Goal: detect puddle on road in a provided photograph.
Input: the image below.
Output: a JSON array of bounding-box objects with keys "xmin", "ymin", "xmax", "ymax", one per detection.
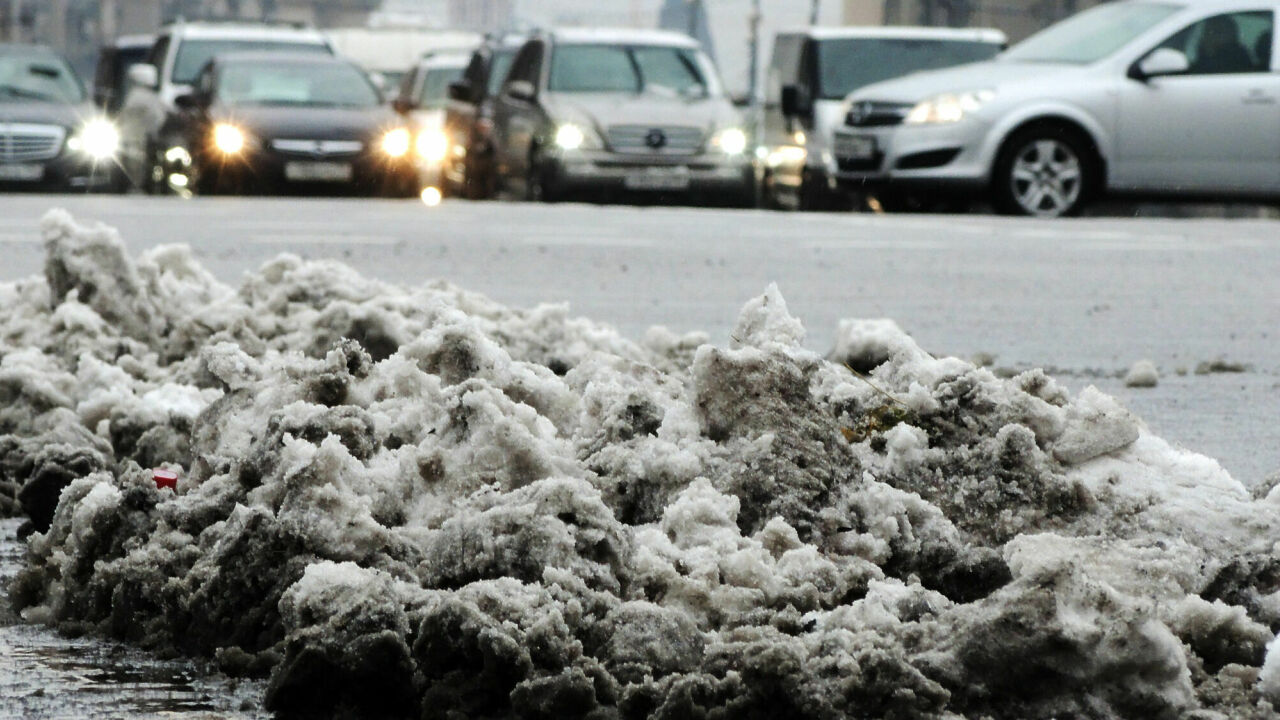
[{"xmin": 0, "ymin": 519, "xmax": 269, "ymax": 720}]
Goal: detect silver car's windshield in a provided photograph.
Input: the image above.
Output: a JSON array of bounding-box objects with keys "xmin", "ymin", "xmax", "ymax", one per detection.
[
  {"xmin": 216, "ymin": 60, "xmax": 380, "ymax": 108},
  {"xmin": 0, "ymin": 53, "xmax": 84, "ymax": 103},
  {"xmin": 173, "ymin": 40, "xmax": 329, "ymax": 84},
  {"xmin": 549, "ymin": 44, "xmax": 712, "ymax": 98},
  {"xmin": 816, "ymin": 38, "xmax": 1003, "ymax": 99},
  {"xmin": 416, "ymin": 66, "xmax": 465, "ymax": 109},
  {"xmin": 1002, "ymin": 2, "xmax": 1181, "ymax": 64}
]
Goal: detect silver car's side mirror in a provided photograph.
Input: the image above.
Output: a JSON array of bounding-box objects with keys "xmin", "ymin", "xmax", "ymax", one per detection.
[
  {"xmin": 127, "ymin": 63, "xmax": 159, "ymax": 90},
  {"xmin": 1133, "ymin": 48, "xmax": 1190, "ymax": 81}
]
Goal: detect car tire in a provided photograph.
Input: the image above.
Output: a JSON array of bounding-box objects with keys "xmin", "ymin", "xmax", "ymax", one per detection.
[
  {"xmin": 992, "ymin": 125, "xmax": 1098, "ymax": 218},
  {"xmin": 526, "ymin": 151, "xmax": 562, "ymax": 203}
]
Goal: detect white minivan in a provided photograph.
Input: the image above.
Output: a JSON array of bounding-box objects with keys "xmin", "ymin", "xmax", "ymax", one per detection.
[{"xmin": 760, "ymin": 26, "xmax": 1006, "ymax": 210}]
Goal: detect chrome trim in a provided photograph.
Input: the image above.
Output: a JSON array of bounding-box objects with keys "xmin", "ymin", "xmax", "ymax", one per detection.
[{"xmin": 0, "ymin": 123, "xmax": 66, "ymax": 162}]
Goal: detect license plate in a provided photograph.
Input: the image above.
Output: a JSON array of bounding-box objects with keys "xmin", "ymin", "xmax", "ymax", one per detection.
[
  {"xmin": 284, "ymin": 161, "xmax": 353, "ymax": 182},
  {"xmin": 835, "ymin": 134, "xmax": 877, "ymax": 161},
  {"xmin": 0, "ymin": 163, "xmax": 44, "ymax": 182},
  {"xmin": 623, "ymin": 167, "xmax": 690, "ymax": 191}
]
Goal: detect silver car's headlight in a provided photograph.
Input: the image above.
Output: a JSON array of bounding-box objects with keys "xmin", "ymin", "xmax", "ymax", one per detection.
[
  {"xmin": 554, "ymin": 123, "xmax": 601, "ymax": 151},
  {"xmin": 904, "ymin": 90, "xmax": 995, "ymax": 125},
  {"xmin": 67, "ymin": 118, "xmax": 120, "ymax": 160},
  {"xmin": 711, "ymin": 127, "xmax": 748, "ymax": 156}
]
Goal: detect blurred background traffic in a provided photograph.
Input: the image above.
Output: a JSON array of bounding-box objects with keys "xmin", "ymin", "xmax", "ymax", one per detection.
[{"xmin": 1, "ymin": 0, "xmax": 1276, "ymax": 216}]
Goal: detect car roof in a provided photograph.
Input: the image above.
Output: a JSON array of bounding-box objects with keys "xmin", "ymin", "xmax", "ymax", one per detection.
[
  {"xmin": 214, "ymin": 50, "xmax": 348, "ymax": 65},
  {"xmin": 110, "ymin": 34, "xmax": 155, "ymax": 50},
  {"xmin": 160, "ymin": 22, "xmax": 328, "ymax": 43},
  {"xmin": 783, "ymin": 26, "xmax": 1007, "ymax": 44},
  {"xmin": 418, "ymin": 52, "xmax": 472, "ymax": 71},
  {"xmin": 547, "ymin": 27, "xmax": 701, "ymax": 49}
]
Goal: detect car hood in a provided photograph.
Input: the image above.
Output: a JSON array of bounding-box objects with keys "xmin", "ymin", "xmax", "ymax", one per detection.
[
  {"xmin": 0, "ymin": 100, "xmax": 95, "ymax": 129},
  {"xmin": 848, "ymin": 60, "xmax": 1087, "ymax": 103},
  {"xmin": 545, "ymin": 93, "xmax": 741, "ymax": 134},
  {"xmin": 212, "ymin": 105, "xmax": 404, "ymax": 140}
]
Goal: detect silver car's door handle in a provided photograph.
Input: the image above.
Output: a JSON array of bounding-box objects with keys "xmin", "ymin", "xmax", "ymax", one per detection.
[{"xmin": 1243, "ymin": 89, "xmax": 1276, "ymax": 104}]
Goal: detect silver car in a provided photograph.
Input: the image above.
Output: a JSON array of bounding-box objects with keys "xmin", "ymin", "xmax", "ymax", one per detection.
[
  {"xmin": 834, "ymin": 0, "xmax": 1279, "ymax": 216},
  {"xmin": 491, "ymin": 29, "xmax": 755, "ymax": 205}
]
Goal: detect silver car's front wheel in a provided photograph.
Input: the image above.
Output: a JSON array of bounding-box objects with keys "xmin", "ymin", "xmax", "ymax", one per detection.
[{"xmin": 994, "ymin": 127, "xmax": 1096, "ymax": 218}]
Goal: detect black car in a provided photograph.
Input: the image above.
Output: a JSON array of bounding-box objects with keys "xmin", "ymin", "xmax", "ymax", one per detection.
[
  {"xmin": 0, "ymin": 44, "xmax": 122, "ymax": 191},
  {"xmin": 167, "ymin": 52, "xmax": 417, "ymax": 196},
  {"xmin": 438, "ymin": 35, "xmax": 523, "ymax": 199}
]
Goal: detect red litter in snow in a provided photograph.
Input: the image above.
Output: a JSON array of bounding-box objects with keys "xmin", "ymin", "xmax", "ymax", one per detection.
[{"xmin": 153, "ymin": 469, "xmax": 179, "ymax": 491}]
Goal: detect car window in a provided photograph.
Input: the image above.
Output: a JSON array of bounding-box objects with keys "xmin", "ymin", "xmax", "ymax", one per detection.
[
  {"xmin": 1003, "ymin": 2, "xmax": 1181, "ymax": 64},
  {"xmin": 1154, "ymin": 11, "xmax": 1274, "ymax": 74},
  {"xmin": 415, "ymin": 66, "xmax": 465, "ymax": 108},
  {"xmin": 485, "ymin": 49, "xmax": 517, "ymax": 96},
  {"xmin": 548, "ymin": 44, "xmax": 709, "ymax": 97},
  {"xmin": 215, "ymin": 60, "xmax": 380, "ymax": 108},
  {"xmin": 0, "ymin": 53, "xmax": 85, "ymax": 103},
  {"xmin": 815, "ymin": 38, "xmax": 1003, "ymax": 99},
  {"xmin": 172, "ymin": 40, "xmax": 329, "ymax": 85}
]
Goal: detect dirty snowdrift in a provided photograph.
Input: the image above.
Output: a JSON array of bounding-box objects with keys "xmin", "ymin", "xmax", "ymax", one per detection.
[{"xmin": 3, "ymin": 210, "xmax": 1280, "ymax": 719}]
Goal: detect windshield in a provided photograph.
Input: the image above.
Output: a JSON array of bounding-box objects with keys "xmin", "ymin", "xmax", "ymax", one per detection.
[
  {"xmin": 549, "ymin": 44, "xmax": 713, "ymax": 98},
  {"xmin": 816, "ymin": 38, "xmax": 1002, "ymax": 99},
  {"xmin": 0, "ymin": 53, "xmax": 84, "ymax": 103},
  {"xmin": 216, "ymin": 60, "xmax": 380, "ymax": 108},
  {"xmin": 172, "ymin": 39, "xmax": 330, "ymax": 84},
  {"xmin": 416, "ymin": 66, "xmax": 465, "ymax": 108},
  {"xmin": 1003, "ymin": 2, "xmax": 1181, "ymax": 64}
]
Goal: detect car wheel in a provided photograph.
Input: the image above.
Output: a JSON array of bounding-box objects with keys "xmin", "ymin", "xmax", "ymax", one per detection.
[
  {"xmin": 993, "ymin": 126, "xmax": 1097, "ymax": 218},
  {"xmin": 526, "ymin": 151, "xmax": 562, "ymax": 203}
]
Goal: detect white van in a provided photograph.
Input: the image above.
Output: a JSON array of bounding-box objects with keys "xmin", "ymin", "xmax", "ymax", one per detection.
[{"xmin": 760, "ymin": 26, "xmax": 1005, "ymax": 210}]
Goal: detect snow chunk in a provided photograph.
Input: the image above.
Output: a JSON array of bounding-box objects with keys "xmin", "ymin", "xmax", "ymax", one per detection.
[
  {"xmin": 1052, "ymin": 386, "xmax": 1140, "ymax": 464},
  {"xmin": 1124, "ymin": 359, "xmax": 1159, "ymax": 388},
  {"xmin": 730, "ymin": 283, "xmax": 805, "ymax": 349}
]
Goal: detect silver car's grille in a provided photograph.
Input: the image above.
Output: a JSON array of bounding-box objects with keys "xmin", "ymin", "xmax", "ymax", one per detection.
[
  {"xmin": 270, "ymin": 139, "xmax": 364, "ymax": 157},
  {"xmin": 606, "ymin": 125, "xmax": 704, "ymax": 155},
  {"xmin": 0, "ymin": 123, "xmax": 65, "ymax": 162},
  {"xmin": 845, "ymin": 102, "xmax": 913, "ymax": 128}
]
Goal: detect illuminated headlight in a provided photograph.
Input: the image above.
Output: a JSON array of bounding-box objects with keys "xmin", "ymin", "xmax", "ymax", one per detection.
[
  {"xmin": 712, "ymin": 127, "xmax": 748, "ymax": 156},
  {"xmin": 213, "ymin": 124, "xmax": 246, "ymax": 154},
  {"xmin": 904, "ymin": 90, "xmax": 995, "ymax": 125},
  {"xmin": 382, "ymin": 128, "xmax": 412, "ymax": 158},
  {"xmin": 415, "ymin": 129, "xmax": 449, "ymax": 163},
  {"xmin": 554, "ymin": 123, "xmax": 586, "ymax": 151},
  {"xmin": 67, "ymin": 118, "xmax": 119, "ymax": 160}
]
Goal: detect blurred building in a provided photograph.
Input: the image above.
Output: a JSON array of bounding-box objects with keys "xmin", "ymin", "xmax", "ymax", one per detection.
[{"xmin": 446, "ymin": 0, "xmax": 513, "ymax": 33}]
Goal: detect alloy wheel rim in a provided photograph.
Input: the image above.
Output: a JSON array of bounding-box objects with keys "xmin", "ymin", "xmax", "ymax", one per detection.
[{"xmin": 1011, "ymin": 139, "xmax": 1082, "ymax": 217}]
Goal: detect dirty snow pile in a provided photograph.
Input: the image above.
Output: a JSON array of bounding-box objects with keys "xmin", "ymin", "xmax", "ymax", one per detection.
[{"xmin": 3, "ymin": 210, "xmax": 1280, "ymax": 720}]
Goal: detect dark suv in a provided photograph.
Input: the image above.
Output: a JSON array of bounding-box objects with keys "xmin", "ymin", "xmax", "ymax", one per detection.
[{"xmin": 438, "ymin": 35, "xmax": 523, "ymax": 198}]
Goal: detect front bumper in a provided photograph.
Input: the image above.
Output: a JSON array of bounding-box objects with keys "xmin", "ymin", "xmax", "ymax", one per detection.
[
  {"xmin": 551, "ymin": 149, "xmax": 755, "ymax": 195},
  {"xmin": 831, "ymin": 119, "xmax": 993, "ymax": 191},
  {"xmin": 0, "ymin": 153, "xmax": 119, "ymax": 192},
  {"xmin": 196, "ymin": 147, "xmax": 416, "ymax": 195}
]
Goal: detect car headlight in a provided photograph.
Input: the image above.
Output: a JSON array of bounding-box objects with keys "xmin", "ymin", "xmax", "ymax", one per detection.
[
  {"xmin": 382, "ymin": 128, "xmax": 412, "ymax": 158},
  {"xmin": 67, "ymin": 118, "xmax": 120, "ymax": 160},
  {"xmin": 416, "ymin": 128, "xmax": 449, "ymax": 163},
  {"xmin": 711, "ymin": 127, "xmax": 748, "ymax": 156},
  {"xmin": 555, "ymin": 123, "xmax": 586, "ymax": 151},
  {"xmin": 213, "ymin": 124, "xmax": 246, "ymax": 155},
  {"xmin": 904, "ymin": 90, "xmax": 995, "ymax": 125}
]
